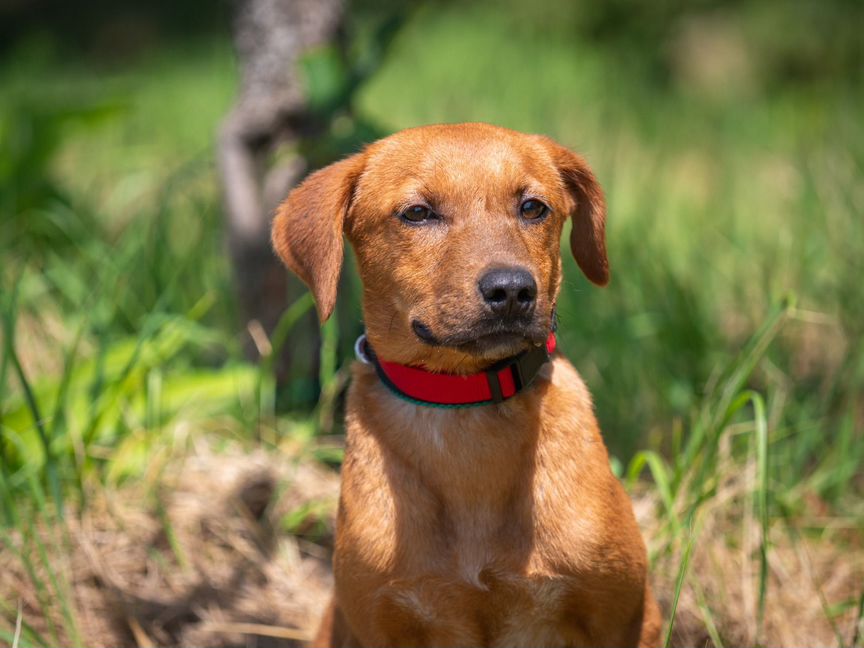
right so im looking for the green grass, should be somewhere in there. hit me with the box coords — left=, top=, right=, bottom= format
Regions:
left=1, top=5, right=862, bottom=645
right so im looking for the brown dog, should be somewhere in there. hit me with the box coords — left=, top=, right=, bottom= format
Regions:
left=272, top=123, right=661, bottom=647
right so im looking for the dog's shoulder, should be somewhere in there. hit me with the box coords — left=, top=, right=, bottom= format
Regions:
left=533, top=357, right=648, bottom=574
left=538, top=356, right=596, bottom=422
left=537, top=356, right=607, bottom=461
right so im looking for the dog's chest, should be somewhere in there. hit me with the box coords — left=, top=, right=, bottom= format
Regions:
left=375, top=566, right=585, bottom=647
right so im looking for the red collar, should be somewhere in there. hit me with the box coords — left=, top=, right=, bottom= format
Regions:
left=355, top=333, right=557, bottom=408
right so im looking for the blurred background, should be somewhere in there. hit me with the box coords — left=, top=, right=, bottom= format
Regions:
left=1, top=0, right=862, bottom=646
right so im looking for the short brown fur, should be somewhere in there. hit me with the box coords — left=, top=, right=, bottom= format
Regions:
left=272, top=123, right=661, bottom=647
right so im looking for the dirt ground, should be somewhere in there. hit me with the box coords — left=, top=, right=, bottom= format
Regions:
left=2, top=444, right=861, bottom=647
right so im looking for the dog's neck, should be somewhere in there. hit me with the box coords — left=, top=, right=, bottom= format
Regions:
left=355, top=333, right=556, bottom=408
left=349, top=358, right=556, bottom=509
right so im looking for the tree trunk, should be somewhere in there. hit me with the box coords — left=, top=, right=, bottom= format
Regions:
left=218, top=0, right=346, bottom=386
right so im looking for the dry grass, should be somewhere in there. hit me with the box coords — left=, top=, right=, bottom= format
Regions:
left=1, top=441, right=861, bottom=647
left=638, top=478, right=864, bottom=647
left=1, top=445, right=338, bottom=647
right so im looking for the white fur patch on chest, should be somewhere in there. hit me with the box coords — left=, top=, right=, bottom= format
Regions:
left=492, top=576, right=573, bottom=647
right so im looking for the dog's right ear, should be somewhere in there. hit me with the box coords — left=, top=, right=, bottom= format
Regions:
left=272, top=153, right=365, bottom=323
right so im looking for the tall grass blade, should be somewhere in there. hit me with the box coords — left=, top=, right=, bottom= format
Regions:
left=680, top=294, right=794, bottom=489
left=316, top=307, right=342, bottom=433
left=266, top=293, right=315, bottom=372
left=0, top=529, right=61, bottom=646
left=319, top=307, right=339, bottom=391
left=692, top=581, right=725, bottom=648
left=48, top=312, right=90, bottom=506
left=12, top=599, right=22, bottom=648
left=706, top=294, right=794, bottom=435
left=752, top=392, right=769, bottom=642
left=0, top=300, right=15, bottom=526
left=8, top=352, right=64, bottom=518
left=0, top=628, right=21, bottom=648
left=0, top=597, right=49, bottom=648
left=664, top=522, right=696, bottom=648
left=79, top=294, right=177, bottom=448
left=23, top=473, right=82, bottom=646
left=850, top=587, right=863, bottom=648
left=155, top=496, right=190, bottom=571
left=258, top=293, right=315, bottom=425
left=2, top=288, right=65, bottom=521
left=627, top=450, right=680, bottom=537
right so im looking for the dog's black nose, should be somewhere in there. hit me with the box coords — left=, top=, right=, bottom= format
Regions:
left=478, top=267, right=537, bottom=318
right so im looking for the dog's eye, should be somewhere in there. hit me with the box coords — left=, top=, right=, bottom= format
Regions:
left=520, top=199, right=549, bottom=221
left=400, top=205, right=437, bottom=223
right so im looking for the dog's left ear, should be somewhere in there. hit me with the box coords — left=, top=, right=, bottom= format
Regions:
left=535, top=137, right=609, bottom=286
left=272, top=153, right=366, bottom=323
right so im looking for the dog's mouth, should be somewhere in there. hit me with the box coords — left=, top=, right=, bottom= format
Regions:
left=411, top=318, right=546, bottom=357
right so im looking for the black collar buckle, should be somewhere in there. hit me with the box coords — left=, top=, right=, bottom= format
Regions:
left=484, top=341, right=552, bottom=404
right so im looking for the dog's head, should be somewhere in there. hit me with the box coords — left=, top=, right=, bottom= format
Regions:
left=273, top=123, right=607, bottom=373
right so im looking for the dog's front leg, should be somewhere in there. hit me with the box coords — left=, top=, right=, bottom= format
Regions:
left=312, top=596, right=361, bottom=648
